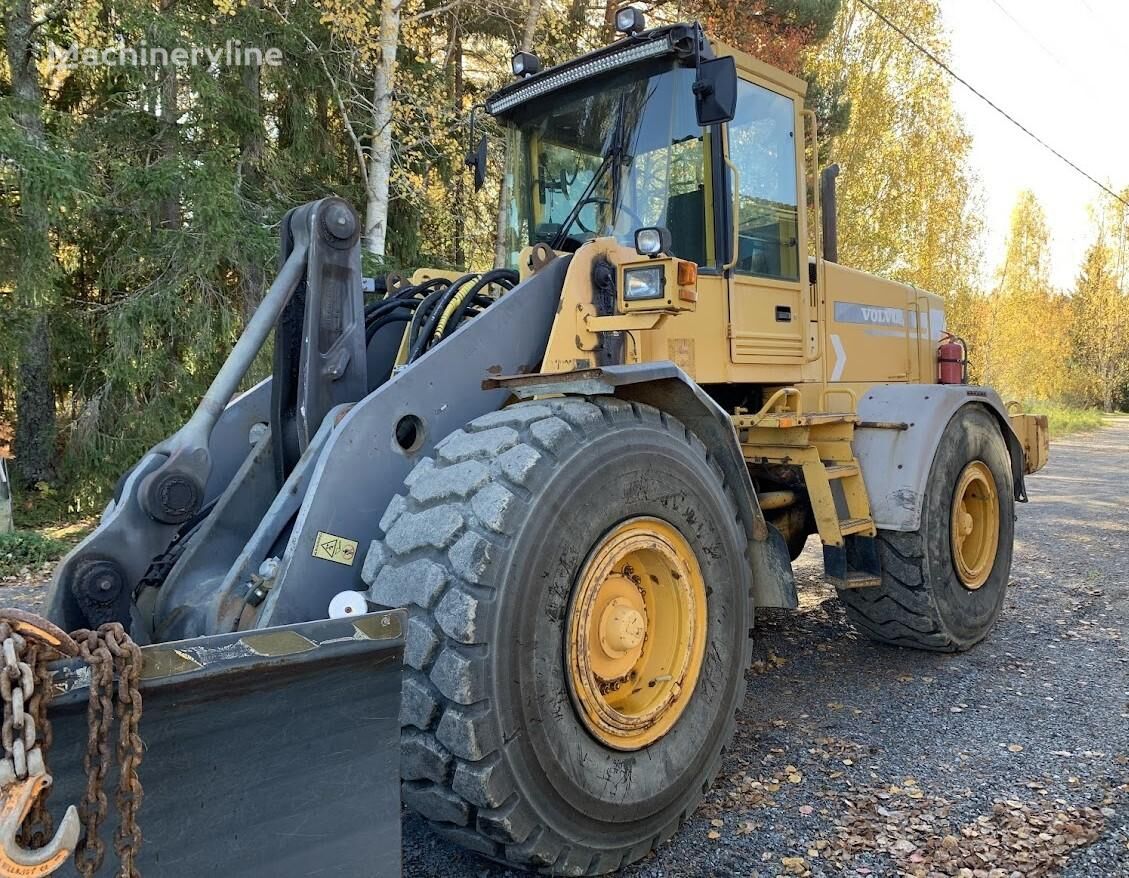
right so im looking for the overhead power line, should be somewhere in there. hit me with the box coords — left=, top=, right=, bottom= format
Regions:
left=985, top=0, right=1077, bottom=77
left=1077, top=0, right=1129, bottom=57
left=854, top=0, right=1129, bottom=210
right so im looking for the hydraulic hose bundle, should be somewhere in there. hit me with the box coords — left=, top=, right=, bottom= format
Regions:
left=363, top=269, right=519, bottom=368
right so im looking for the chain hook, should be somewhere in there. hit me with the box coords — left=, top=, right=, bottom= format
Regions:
left=0, top=755, right=80, bottom=877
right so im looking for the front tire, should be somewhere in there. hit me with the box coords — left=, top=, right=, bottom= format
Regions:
left=839, top=405, right=1015, bottom=652
left=364, top=397, right=752, bottom=874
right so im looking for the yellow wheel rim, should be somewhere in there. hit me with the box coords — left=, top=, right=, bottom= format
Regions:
left=950, top=460, right=1000, bottom=590
left=566, top=517, right=707, bottom=751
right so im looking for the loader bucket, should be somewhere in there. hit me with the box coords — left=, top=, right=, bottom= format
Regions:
left=39, top=610, right=405, bottom=877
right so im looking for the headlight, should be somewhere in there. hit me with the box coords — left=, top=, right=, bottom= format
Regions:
left=623, top=266, right=665, bottom=301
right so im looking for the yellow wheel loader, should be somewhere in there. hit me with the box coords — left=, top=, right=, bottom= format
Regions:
left=23, top=11, right=1048, bottom=877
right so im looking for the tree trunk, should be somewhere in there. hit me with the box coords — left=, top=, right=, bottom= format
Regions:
left=14, top=317, right=55, bottom=488
left=5, top=0, right=58, bottom=489
left=157, top=0, right=181, bottom=230
left=568, top=0, right=586, bottom=52
left=239, top=0, right=267, bottom=317
left=493, top=0, right=542, bottom=268
left=522, top=0, right=542, bottom=49
left=602, top=0, right=617, bottom=42
left=364, top=0, right=404, bottom=260
left=452, top=25, right=465, bottom=268
left=0, top=459, right=13, bottom=534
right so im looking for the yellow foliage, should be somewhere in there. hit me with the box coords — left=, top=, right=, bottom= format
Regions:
left=212, top=0, right=247, bottom=16
left=981, top=191, right=1071, bottom=401
left=809, top=0, right=983, bottom=307
left=316, top=0, right=382, bottom=66
left=808, top=3, right=1127, bottom=408
left=1069, top=191, right=1129, bottom=410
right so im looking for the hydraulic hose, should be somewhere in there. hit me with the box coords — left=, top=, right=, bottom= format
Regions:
left=365, top=306, right=416, bottom=343
left=441, top=270, right=519, bottom=340
left=404, top=287, right=451, bottom=363
left=407, top=274, right=480, bottom=363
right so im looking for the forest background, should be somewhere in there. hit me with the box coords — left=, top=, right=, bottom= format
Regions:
left=1, top=0, right=1125, bottom=524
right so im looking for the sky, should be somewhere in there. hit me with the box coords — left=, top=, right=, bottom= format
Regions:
left=940, top=0, right=1129, bottom=289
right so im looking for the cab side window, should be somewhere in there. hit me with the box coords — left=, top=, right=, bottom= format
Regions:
left=728, top=80, right=800, bottom=281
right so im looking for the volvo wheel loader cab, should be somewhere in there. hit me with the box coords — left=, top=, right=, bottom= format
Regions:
left=37, top=13, right=1048, bottom=877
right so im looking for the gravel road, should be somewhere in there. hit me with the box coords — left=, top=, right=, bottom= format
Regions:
left=3, top=420, right=1125, bottom=877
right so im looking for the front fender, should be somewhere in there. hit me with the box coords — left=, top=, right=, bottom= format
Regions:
left=491, top=362, right=798, bottom=610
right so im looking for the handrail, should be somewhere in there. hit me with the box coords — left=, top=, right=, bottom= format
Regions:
left=722, top=156, right=741, bottom=272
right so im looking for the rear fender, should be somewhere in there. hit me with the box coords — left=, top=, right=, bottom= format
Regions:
left=489, top=362, right=798, bottom=610
left=854, top=384, right=1028, bottom=533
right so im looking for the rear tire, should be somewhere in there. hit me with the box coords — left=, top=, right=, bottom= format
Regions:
left=839, top=405, right=1014, bottom=652
left=364, top=397, right=752, bottom=874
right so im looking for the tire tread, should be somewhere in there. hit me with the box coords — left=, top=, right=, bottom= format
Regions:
left=364, top=397, right=750, bottom=874
left=839, top=407, right=1013, bottom=653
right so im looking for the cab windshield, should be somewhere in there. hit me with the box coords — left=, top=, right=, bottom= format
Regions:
left=498, top=61, right=711, bottom=269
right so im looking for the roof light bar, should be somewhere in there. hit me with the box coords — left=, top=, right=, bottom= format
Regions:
left=486, top=36, right=673, bottom=115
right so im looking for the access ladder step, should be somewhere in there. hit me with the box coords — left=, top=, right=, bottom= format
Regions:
left=823, top=462, right=860, bottom=480
left=838, top=517, right=876, bottom=537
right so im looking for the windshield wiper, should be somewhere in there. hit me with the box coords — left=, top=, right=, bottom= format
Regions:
left=549, top=151, right=616, bottom=249
left=551, top=94, right=626, bottom=250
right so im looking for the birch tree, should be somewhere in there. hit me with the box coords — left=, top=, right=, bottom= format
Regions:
left=365, top=0, right=404, bottom=259
left=1071, top=193, right=1129, bottom=411
left=986, top=191, right=1071, bottom=402
left=809, top=0, right=983, bottom=305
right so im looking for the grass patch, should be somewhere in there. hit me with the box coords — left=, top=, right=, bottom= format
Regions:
left=0, top=530, right=69, bottom=578
left=1037, top=404, right=1107, bottom=438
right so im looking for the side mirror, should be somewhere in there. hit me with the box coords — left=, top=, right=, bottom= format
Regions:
left=694, top=56, right=737, bottom=126
left=465, top=134, right=487, bottom=191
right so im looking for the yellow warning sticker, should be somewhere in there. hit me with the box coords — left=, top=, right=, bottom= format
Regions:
left=312, top=531, right=359, bottom=566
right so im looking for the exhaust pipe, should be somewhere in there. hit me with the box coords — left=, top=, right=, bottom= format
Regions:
left=820, top=164, right=840, bottom=264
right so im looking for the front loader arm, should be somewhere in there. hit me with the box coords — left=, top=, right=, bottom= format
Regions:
left=45, top=198, right=363, bottom=635
left=46, top=195, right=572, bottom=643
left=251, top=254, right=572, bottom=629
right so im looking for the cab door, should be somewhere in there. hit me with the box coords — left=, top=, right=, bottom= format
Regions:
left=724, top=74, right=808, bottom=364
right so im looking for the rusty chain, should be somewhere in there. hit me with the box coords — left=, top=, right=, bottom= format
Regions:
left=72, top=625, right=143, bottom=878
left=19, top=640, right=55, bottom=850
left=0, top=614, right=143, bottom=878
left=0, top=622, right=43, bottom=785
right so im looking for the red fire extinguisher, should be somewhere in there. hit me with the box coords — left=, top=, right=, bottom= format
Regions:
left=938, top=333, right=968, bottom=384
